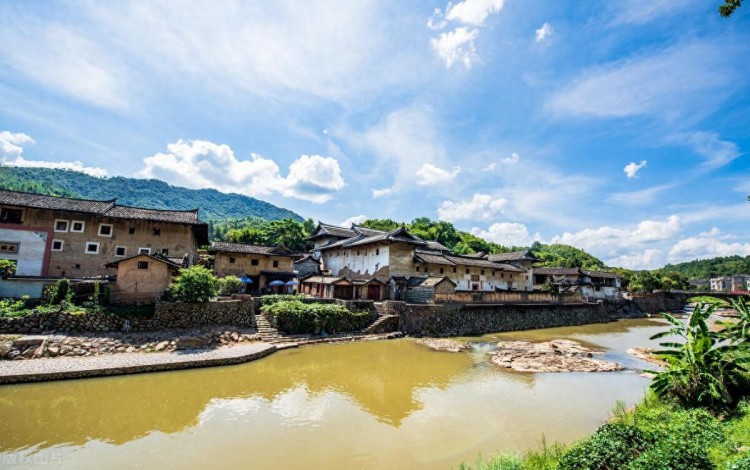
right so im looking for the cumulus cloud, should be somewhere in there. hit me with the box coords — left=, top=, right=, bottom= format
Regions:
left=0, top=130, right=108, bottom=177
left=500, top=153, right=519, bottom=165
left=416, top=163, right=460, bottom=185
left=669, top=237, right=750, bottom=262
left=137, top=139, right=345, bottom=203
left=470, top=222, right=541, bottom=247
left=437, top=193, right=507, bottom=221
left=623, top=160, right=646, bottom=178
left=445, top=0, right=505, bottom=26
left=431, top=27, right=479, bottom=69
left=371, top=187, right=394, bottom=198
left=535, top=23, right=553, bottom=42
left=552, top=216, right=682, bottom=255
left=340, top=215, right=367, bottom=227
left=607, top=249, right=665, bottom=270
left=481, top=162, right=496, bottom=172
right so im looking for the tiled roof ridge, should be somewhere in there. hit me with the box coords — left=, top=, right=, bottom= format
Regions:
left=0, top=188, right=117, bottom=206
left=109, top=203, right=199, bottom=214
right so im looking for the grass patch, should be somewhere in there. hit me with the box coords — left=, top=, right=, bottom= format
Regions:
left=689, top=295, right=731, bottom=308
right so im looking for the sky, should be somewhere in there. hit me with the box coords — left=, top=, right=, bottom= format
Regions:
left=1, top=0, right=749, bottom=270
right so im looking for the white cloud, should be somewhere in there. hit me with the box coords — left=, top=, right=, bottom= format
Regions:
left=547, top=41, right=735, bottom=120
left=431, top=27, right=479, bottom=69
left=608, top=184, right=673, bottom=206
left=137, top=139, right=345, bottom=203
left=416, top=163, right=461, bottom=185
left=500, top=152, right=519, bottom=165
left=607, top=249, right=665, bottom=270
left=623, top=160, right=646, bottom=178
left=340, top=215, right=367, bottom=227
left=427, top=8, right=447, bottom=30
left=699, top=227, right=721, bottom=237
left=535, top=23, right=553, bottom=42
left=445, top=0, right=505, bottom=26
left=669, top=237, right=750, bottom=262
left=552, top=216, right=682, bottom=255
left=0, top=130, right=108, bottom=177
left=668, top=132, right=742, bottom=170
left=481, top=163, right=496, bottom=172
left=0, top=131, right=34, bottom=158
left=437, top=193, right=507, bottom=221
left=470, top=222, right=541, bottom=247
left=371, top=187, right=394, bottom=198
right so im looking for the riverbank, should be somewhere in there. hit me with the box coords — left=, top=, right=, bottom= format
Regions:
left=0, top=331, right=403, bottom=384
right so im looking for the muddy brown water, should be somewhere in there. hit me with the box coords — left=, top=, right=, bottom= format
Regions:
left=0, top=318, right=668, bottom=469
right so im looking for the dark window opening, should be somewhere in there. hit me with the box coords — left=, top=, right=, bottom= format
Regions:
left=251, top=259, right=259, bottom=266
left=51, top=240, right=63, bottom=251
left=161, top=248, right=169, bottom=255
left=137, top=261, right=149, bottom=270
left=99, top=224, right=113, bottom=236
left=153, top=228, right=161, bottom=236
left=481, top=270, right=485, bottom=275
left=1, top=208, right=23, bottom=224
left=75, top=264, right=81, bottom=269
left=115, top=246, right=126, bottom=256
left=272, top=260, right=279, bottom=268
left=229, top=257, right=236, bottom=264
left=129, top=227, right=135, bottom=234
left=55, top=220, right=68, bottom=231
left=376, top=249, right=380, bottom=255
left=416, top=267, right=420, bottom=272
left=452, top=267, right=456, bottom=273
left=439, top=268, right=444, bottom=274
left=465, top=268, right=470, bottom=274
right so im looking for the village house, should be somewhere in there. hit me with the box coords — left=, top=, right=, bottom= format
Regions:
left=294, top=253, right=321, bottom=278
left=305, top=222, right=532, bottom=301
left=0, top=189, right=208, bottom=297
left=105, top=253, right=183, bottom=304
left=208, top=241, right=299, bottom=294
left=710, top=275, right=749, bottom=293
left=533, top=267, right=623, bottom=300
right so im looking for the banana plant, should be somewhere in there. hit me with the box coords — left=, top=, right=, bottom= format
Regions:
left=647, top=303, right=750, bottom=408
left=719, top=296, right=750, bottom=344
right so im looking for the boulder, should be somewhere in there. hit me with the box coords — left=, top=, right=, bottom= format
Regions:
left=416, top=338, right=471, bottom=353
left=12, top=335, right=47, bottom=349
left=489, top=339, right=622, bottom=373
left=176, top=336, right=206, bottom=349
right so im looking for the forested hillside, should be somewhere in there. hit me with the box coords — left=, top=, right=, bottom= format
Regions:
left=0, top=166, right=302, bottom=221
left=660, top=256, right=750, bottom=279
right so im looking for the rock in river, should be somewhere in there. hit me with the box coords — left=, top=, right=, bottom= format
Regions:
left=416, top=338, right=471, bottom=353
left=489, top=339, right=622, bottom=373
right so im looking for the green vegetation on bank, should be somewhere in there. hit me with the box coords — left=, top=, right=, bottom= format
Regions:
left=0, top=166, right=302, bottom=222
left=689, top=296, right=732, bottom=308
left=260, top=299, right=371, bottom=335
left=660, top=255, right=750, bottom=280
left=461, top=299, right=750, bottom=469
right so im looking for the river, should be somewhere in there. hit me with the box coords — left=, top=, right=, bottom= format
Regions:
left=0, top=317, right=667, bottom=469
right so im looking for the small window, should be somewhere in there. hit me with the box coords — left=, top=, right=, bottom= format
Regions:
left=85, top=242, right=100, bottom=254
left=273, top=260, right=279, bottom=268
left=452, top=267, right=456, bottom=273
left=70, top=221, right=85, bottom=233
left=137, top=261, right=149, bottom=270
left=54, top=219, right=69, bottom=232
left=229, top=257, right=236, bottom=264
left=153, top=228, right=161, bottom=236
left=161, top=248, right=169, bottom=256
left=492, top=271, right=496, bottom=276
left=251, top=259, right=259, bottom=266
left=501, top=273, right=505, bottom=278
left=74, top=264, right=80, bottom=269
left=416, top=267, right=420, bottom=272
left=465, top=268, right=470, bottom=274
left=98, top=224, right=113, bottom=237
left=139, top=247, right=151, bottom=255
left=0, top=242, right=19, bottom=254
left=357, top=250, right=360, bottom=256
left=481, top=270, right=485, bottom=275
left=0, top=208, right=23, bottom=224
left=51, top=240, right=64, bottom=252
left=376, top=248, right=380, bottom=255
left=129, top=227, right=135, bottom=234
left=439, top=268, right=444, bottom=274
left=115, top=246, right=127, bottom=257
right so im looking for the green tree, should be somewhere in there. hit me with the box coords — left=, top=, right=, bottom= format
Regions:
left=170, top=265, right=218, bottom=303
left=720, top=0, right=743, bottom=17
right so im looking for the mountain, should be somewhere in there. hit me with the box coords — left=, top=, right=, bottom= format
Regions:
left=659, top=256, right=750, bottom=279
left=0, top=166, right=303, bottom=222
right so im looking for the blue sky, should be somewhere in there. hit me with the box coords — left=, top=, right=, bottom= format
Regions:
left=1, top=0, right=749, bottom=269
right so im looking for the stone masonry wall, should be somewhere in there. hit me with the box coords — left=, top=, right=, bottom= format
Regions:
left=629, top=292, right=688, bottom=314
left=0, top=300, right=255, bottom=334
left=381, top=300, right=646, bottom=337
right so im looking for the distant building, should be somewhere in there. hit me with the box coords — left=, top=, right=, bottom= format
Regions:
left=688, top=279, right=710, bottom=290
left=294, top=253, right=321, bottom=278
left=208, top=241, right=299, bottom=294
left=533, top=268, right=623, bottom=300
left=105, top=253, right=183, bottom=304
left=710, top=275, right=749, bottom=293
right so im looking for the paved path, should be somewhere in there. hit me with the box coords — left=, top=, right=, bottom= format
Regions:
left=0, top=342, right=277, bottom=385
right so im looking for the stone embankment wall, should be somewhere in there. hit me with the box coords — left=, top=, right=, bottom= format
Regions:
left=629, top=292, right=688, bottom=314
left=381, top=300, right=647, bottom=337
left=0, top=300, right=255, bottom=334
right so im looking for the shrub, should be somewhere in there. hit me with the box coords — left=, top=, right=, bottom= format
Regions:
left=727, top=450, right=750, bottom=470
left=217, top=276, right=243, bottom=296
left=627, top=437, right=713, bottom=470
left=169, top=265, right=218, bottom=303
left=0, top=259, right=16, bottom=279
left=0, top=296, right=29, bottom=317
left=261, top=300, right=370, bottom=334
left=259, top=293, right=306, bottom=306
left=558, top=423, right=653, bottom=470
left=47, top=279, right=73, bottom=306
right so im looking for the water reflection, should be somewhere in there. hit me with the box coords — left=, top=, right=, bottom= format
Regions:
left=0, top=319, right=664, bottom=469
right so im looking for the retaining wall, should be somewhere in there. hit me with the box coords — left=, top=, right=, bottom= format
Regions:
left=0, top=300, right=255, bottom=334
left=629, top=292, right=688, bottom=313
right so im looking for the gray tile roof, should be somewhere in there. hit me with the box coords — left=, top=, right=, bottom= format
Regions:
left=414, top=252, right=456, bottom=266
left=444, top=255, right=526, bottom=272
left=533, top=268, right=583, bottom=276
left=408, top=276, right=456, bottom=288
left=0, top=189, right=205, bottom=225
left=487, top=250, right=539, bottom=263
left=309, top=222, right=357, bottom=239
left=208, top=241, right=296, bottom=256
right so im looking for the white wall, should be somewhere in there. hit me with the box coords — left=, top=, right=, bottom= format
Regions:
left=0, top=228, right=48, bottom=276
left=323, top=244, right=390, bottom=277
